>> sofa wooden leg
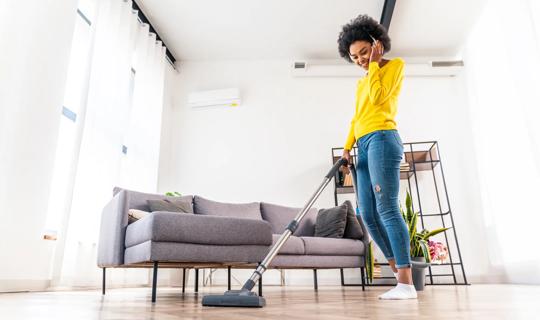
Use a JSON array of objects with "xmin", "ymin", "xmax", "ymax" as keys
[
  {"xmin": 152, "ymin": 262, "xmax": 158, "ymax": 303},
  {"xmin": 258, "ymin": 275, "xmax": 263, "ymax": 297},
  {"xmin": 194, "ymin": 268, "xmax": 199, "ymax": 293},
  {"xmin": 360, "ymin": 267, "xmax": 366, "ymax": 291},
  {"xmin": 227, "ymin": 266, "xmax": 231, "ymax": 291},
  {"xmin": 182, "ymin": 268, "xmax": 186, "ymax": 293},
  {"xmin": 340, "ymin": 268, "xmax": 345, "ymax": 286},
  {"xmin": 313, "ymin": 269, "xmax": 318, "ymax": 291},
  {"xmin": 102, "ymin": 268, "xmax": 106, "ymax": 295}
]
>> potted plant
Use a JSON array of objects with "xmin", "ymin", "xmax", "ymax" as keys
[
  {"xmin": 400, "ymin": 190, "xmax": 449, "ymax": 290},
  {"xmin": 363, "ymin": 191, "xmax": 450, "ymax": 287}
]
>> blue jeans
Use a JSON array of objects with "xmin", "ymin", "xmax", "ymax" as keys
[{"xmin": 355, "ymin": 129, "xmax": 411, "ymax": 268}]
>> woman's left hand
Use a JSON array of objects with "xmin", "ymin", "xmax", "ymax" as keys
[{"xmin": 369, "ymin": 40, "xmax": 384, "ymax": 65}]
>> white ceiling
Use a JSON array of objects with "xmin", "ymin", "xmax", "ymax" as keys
[
  {"xmin": 137, "ymin": 0, "xmax": 486, "ymax": 62},
  {"xmin": 389, "ymin": 0, "xmax": 486, "ymax": 57}
]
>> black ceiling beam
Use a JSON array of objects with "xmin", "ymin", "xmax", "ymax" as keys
[
  {"xmin": 132, "ymin": 0, "xmax": 177, "ymax": 66},
  {"xmin": 380, "ymin": 0, "xmax": 397, "ymax": 32}
]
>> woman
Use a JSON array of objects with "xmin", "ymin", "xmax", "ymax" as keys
[{"xmin": 338, "ymin": 14, "xmax": 416, "ymax": 300}]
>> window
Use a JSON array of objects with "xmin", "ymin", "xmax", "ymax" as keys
[{"xmin": 43, "ymin": 0, "xmax": 95, "ymax": 240}]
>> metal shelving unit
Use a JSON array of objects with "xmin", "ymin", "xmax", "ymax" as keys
[{"xmin": 332, "ymin": 141, "xmax": 469, "ymax": 286}]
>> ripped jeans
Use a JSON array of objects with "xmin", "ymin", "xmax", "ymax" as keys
[{"xmin": 355, "ymin": 129, "xmax": 411, "ymax": 268}]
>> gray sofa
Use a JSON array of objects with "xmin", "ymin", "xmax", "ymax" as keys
[{"xmin": 97, "ymin": 187, "xmax": 369, "ymax": 302}]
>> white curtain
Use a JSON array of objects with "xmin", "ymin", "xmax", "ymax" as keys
[
  {"xmin": 59, "ymin": 0, "xmax": 166, "ymax": 286},
  {"xmin": 0, "ymin": 0, "xmax": 78, "ymax": 288},
  {"xmin": 118, "ymin": 25, "xmax": 166, "ymax": 191},
  {"xmin": 462, "ymin": 0, "xmax": 540, "ymax": 284}
]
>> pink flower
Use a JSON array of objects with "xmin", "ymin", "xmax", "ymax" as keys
[{"xmin": 428, "ymin": 241, "xmax": 448, "ymax": 263}]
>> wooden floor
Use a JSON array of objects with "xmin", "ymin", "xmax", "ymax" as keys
[{"xmin": 1, "ymin": 284, "xmax": 539, "ymax": 319}]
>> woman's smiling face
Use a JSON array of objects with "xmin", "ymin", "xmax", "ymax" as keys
[{"xmin": 349, "ymin": 40, "xmax": 372, "ymax": 70}]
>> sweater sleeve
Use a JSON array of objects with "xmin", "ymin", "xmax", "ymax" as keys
[
  {"xmin": 344, "ymin": 119, "xmax": 356, "ymax": 150},
  {"xmin": 367, "ymin": 59, "xmax": 404, "ymax": 105}
]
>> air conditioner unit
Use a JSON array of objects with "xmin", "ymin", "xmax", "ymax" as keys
[
  {"xmin": 290, "ymin": 60, "xmax": 464, "ymax": 78},
  {"xmin": 188, "ymin": 88, "xmax": 241, "ymax": 108}
]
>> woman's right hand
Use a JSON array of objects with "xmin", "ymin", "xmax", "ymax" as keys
[{"xmin": 341, "ymin": 149, "xmax": 351, "ymax": 174}]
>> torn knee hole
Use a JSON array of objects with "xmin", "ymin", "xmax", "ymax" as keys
[{"xmin": 374, "ymin": 185, "xmax": 381, "ymax": 193}]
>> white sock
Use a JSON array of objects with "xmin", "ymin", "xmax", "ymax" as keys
[
  {"xmin": 393, "ymin": 272, "xmax": 398, "ymax": 280},
  {"xmin": 378, "ymin": 283, "xmax": 417, "ymax": 300}
]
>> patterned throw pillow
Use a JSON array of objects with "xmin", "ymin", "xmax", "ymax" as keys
[
  {"xmin": 146, "ymin": 198, "xmax": 194, "ymax": 213},
  {"xmin": 128, "ymin": 209, "xmax": 150, "ymax": 224}
]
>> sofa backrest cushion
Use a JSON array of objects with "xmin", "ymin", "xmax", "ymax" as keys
[
  {"xmin": 193, "ymin": 195, "xmax": 262, "ymax": 220},
  {"xmin": 260, "ymin": 202, "xmax": 318, "ymax": 236},
  {"xmin": 113, "ymin": 187, "xmax": 193, "ymax": 213}
]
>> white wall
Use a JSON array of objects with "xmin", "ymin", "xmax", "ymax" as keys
[
  {"xmin": 0, "ymin": 0, "xmax": 78, "ymax": 291},
  {"xmin": 158, "ymin": 59, "xmax": 490, "ymax": 285}
]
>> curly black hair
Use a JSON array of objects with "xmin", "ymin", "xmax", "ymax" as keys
[{"xmin": 337, "ymin": 14, "xmax": 391, "ymax": 63}]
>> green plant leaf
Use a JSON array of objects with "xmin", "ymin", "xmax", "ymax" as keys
[
  {"xmin": 399, "ymin": 203, "xmax": 407, "ymax": 223},
  {"xmin": 406, "ymin": 191, "xmax": 413, "ymax": 222},
  {"xmin": 408, "ymin": 212, "xmax": 417, "ymax": 240},
  {"xmin": 411, "ymin": 245, "xmax": 418, "ymax": 257},
  {"xmin": 424, "ymin": 227, "xmax": 450, "ymax": 239},
  {"xmin": 418, "ymin": 240, "xmax": 431, "ymax": 263}
]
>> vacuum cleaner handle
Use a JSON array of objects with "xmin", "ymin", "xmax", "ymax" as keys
[{"xmin": 326, "ymin": 157, "xmax": 348, "ymax": 178}]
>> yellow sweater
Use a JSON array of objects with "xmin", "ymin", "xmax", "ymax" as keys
[{"xmin": 344, "ymin": 58, "xmax": 405, "ymax": 150}]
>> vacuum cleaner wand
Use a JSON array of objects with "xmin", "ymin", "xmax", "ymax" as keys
[{"xmin": 202, "ymin": 158, "xmax": 349, "ymax": 307}]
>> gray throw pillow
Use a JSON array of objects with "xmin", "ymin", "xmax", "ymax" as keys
[
  {"xmin": 343, "ymin": 200, "xmax": 364, "ymax": 239},
  {"xmin": 314, "ymin": 203, "xmax": 348, "ymax": 238},
  {"xmin": 147, "ymin": 199, "xmax": 194, "ymax": 213}
]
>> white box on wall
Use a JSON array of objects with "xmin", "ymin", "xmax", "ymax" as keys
[{"xmin": 188, "ymin": 88, "xmax": 241, "ymax": 108}]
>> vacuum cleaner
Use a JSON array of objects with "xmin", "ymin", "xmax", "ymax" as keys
[{"xmin": 202, "ymin": 158, "xmax": 349, "ymax": 307}]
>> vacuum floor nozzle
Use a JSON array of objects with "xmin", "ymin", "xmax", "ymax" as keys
[{"xmin": 202, "ymin": 290, "xmax": 266, "ymax": 307}]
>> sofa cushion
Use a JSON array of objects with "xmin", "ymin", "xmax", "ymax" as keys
[
  {"xmin": 272, "ymin": 234, "xmax": 305, "ymax": 255},
  {"xmin": 125, "ymin": 212, "xmax": 272, "ymax": 247},
  {"xmin": 193, "ymin": 195, "xmax": 262, "ymax": 220},
  {"xmin": 301, "ymin": 237, "xmax": 365, "ymax": 256},
  {"xmin": 147, "ymin": 198, "xmax": 194, "ymax": 213},
  {"xmin": 260, "ymin": 202, "xmax": 318, "ymax": 236},
  {"xmin": 343, "ymin": 200, "xmax": 364, "ymax": 239},
  {"xmin": 113, "ymin": 186, "xmax": 193, "ymax": 213},
  {"xmin": 314, "ymin": 204, "xmax": 348, "ymax": 238},
  {"xmin": 124, "ymin": 241, "xmax": 270, "ymax": 265}
]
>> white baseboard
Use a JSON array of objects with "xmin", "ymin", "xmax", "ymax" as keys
[
  {"xmin": 467, "ymin": 274, "xmax": 506, "ymax": 284},
  {"xmin": 0, "ymin": 279, "xmax": 51, "ymax": 293}
]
